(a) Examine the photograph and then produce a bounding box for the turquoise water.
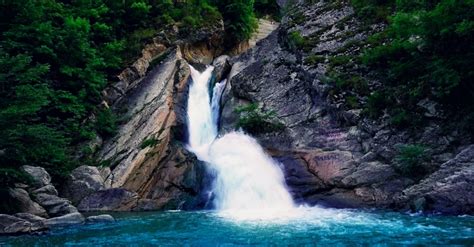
[1,207,473,246]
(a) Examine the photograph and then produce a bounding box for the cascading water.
[186,65,295,219]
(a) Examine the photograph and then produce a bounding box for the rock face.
[77,188,138,211]
[396,145,474,214]
[84,48,212,211]
[219,1,473,214]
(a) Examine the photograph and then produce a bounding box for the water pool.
[1,207,473,246]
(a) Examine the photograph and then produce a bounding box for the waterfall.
[186,65,295,219]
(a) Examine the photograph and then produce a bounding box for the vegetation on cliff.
[351,0,474,134]
[0,0,278,187]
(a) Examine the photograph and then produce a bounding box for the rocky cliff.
[58,1,473,215]
[219,0,473,214]
[60,21,232,212]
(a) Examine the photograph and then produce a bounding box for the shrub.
[395,144,429,178]
[95,108,117,138]
[287,31,307,50]
[235,103,284,135]
[304,54,325,65]
[140,137,160,149]
[364,90,392,117]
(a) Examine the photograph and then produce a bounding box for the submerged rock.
[86,214,115,223]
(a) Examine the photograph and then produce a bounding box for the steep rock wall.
[220,0,473,214]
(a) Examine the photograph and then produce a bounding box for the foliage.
[350,0,474,136]
[351,0,395,22]
[0,0,228,187]
[212,0,258,44]
[140,137,160,149]
[287,31,308,50]
[95,108,117,137]
[395,144,429,178]
[0,0,286,188]
[304,54,325,65]
[254,0,280,19]
[235,103,284,135]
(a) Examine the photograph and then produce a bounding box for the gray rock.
[9,188,48,217]
[341,162,396,187]
[397,145,474,214]
[212,55,231,82]
[0,214,47,235]
[32,184,58,196]
[34,193,78,217]
[78,188,139,212]
[21,165,51,187]
[63,165,105,205]
[44,212,85,227]
[14,213,46,223]
[86,214,115,223]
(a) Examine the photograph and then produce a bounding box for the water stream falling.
[186,65,295,219]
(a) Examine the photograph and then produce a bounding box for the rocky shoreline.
[1,166,115,235]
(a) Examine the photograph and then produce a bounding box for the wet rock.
[21,166,50,187]
[9,188,48,217]
[77,188,139,212]
[44,212,85,227]
[212,55,231,82]
[0,214,47,235]
[86,214,115,223]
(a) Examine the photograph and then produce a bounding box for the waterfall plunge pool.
[5,66,472,246]
[1,209,473,246]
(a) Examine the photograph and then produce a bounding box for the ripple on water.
[0,209,473,246]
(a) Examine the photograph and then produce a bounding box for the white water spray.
[186,65,295,220]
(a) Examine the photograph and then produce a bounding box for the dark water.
[1,208,473,246]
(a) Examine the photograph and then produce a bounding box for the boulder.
[44,212,85,227]
[397,145,474,214]
[9,188,48,217]
[0,214,47,235]
[341,162,396,187]
[14,213,46,223]
[21,165,51,187]
[32,185,58,196]
[212,55,231,82]
[86,214,115,223]
[78,188,138,212]
[63,165,105,205]
[34,193,78,217]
